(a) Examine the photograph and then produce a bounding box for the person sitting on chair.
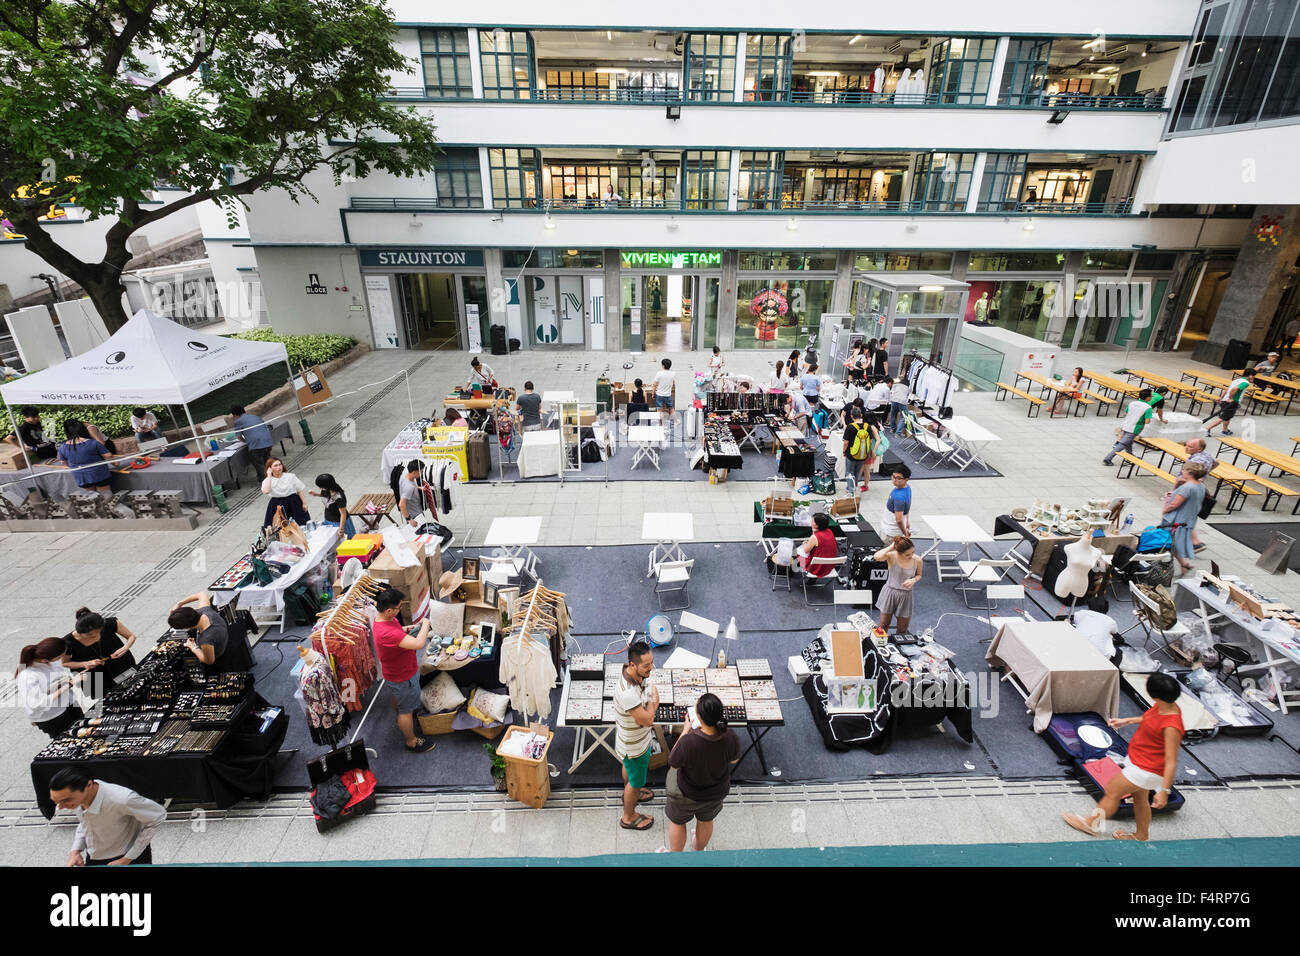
[796,512,838,576]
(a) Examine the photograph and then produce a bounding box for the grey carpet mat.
[1208,521,1300,573]
[253,541,1298,792]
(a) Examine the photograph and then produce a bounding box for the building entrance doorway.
[395,272,461,350]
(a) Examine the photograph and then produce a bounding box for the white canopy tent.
[1,309,296,501]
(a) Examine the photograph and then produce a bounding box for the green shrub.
[229,329,356,369]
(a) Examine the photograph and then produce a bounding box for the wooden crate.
[499,724,553,809]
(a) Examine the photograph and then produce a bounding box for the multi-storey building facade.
[240,1,1300,371]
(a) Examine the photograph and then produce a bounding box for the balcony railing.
[1003,91,1165,110]
[974,199,1135,214]
[384,86,1165,110]
[350,195,1137,215]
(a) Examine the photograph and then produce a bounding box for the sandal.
[637,787,655,803]
[619,813,654,831]
[1113,830,1147,841]
[1062,811,1102,836]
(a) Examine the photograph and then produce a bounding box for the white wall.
[252,248,371,341]
[339,209,1248,252]
[387,2,1197,36]
[1136,124,1300,205]
[243,166,349,244]
[395,102,1169,153]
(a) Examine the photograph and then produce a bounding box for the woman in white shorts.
[1063,672,1184,841]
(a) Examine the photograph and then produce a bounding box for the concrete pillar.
[604,248,622,351]
[1194,205,1300,364]
[718,249,739,350]
[832,250,855,313]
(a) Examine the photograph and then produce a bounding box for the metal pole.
[4,403,46,501]
[181,401,220,508]
[404,368,414,420]
[284,355,311,445]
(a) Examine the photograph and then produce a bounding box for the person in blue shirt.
[57,419,114,494]
[878,463,913,539]
[230,405,273,476]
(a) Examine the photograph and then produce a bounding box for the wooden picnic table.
[1123,368,1219,414]
[1013,369,1089,418]
[1081,370,1139,416]
[1180,368,1233,390]
[1136,436,1262,512]
[1216,437,1300,479]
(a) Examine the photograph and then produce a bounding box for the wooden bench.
[1246,389,1285,415]
[1289,435,1300,456]
[1114,452,1178,483]
[995,382,1045,417]
[1253,475,1300,513]
[1083,388,1118,412]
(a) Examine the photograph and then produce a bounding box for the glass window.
[737,152,783,210]
[488,148,539,208]
[738,250,838,271]
[977,153,1028,212]
[1081,251,1135,271]
[734,278,834,350]
[1000,39,1051,106]
[419,29,473,98]
[541,69,610,101]
[910,152,976,211]
[967,251,1066,271]
[854,251,954,271]
[434,149,483,208]
[683,151,730,209]
[480,30,532,100]
[685,34,736,102]
[927,37,998,105]
[744,34,791,101]
[503,249,603,269]
[963,279,1060,339]
[1136,251,1178,270]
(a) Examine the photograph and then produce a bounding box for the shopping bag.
[278,516,310,550]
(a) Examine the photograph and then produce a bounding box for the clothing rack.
[900,350,956,412]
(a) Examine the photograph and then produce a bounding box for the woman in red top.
[1064,672,1184,841]
[797,512,838,577]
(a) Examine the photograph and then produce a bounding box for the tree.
[0,0,439,332]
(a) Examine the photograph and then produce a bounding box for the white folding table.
[517,430,562,479]
[920,514,995,581]
[940,416,1001,471]
[541,390,576,407]
[483,516,543,570]
[628,424,666,470]
[643,511,694,577]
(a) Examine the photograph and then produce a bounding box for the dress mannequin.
[873,66,885,96]
[1055,535,1101,601]
[898,68,912,102]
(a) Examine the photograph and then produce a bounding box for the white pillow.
[420,672,467,715]
[425,599,465,639]
[467,687,510,725]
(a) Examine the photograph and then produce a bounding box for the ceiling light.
[666,218,679,231]
[606,31,613,41]
[1022,219,1036,232]
[1098,65,1119,73]
[544,215,556,230]
[849,35,863,45]
[807,71,841,77]
[919,284,944,292]
[786,218,799,231]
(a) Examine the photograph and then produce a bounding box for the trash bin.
[490,324,508,356]
[1221,338,1251,370]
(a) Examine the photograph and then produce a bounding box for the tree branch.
[102,0,160,76]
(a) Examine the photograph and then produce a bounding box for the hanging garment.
[311,620,378,712]
[299,657,350,746]
[499,633,558,720]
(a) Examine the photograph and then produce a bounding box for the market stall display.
[1042,712,1185,817]
[994,503,1137,576]
[30,636,285,818]
[517,429,563,479]
[986,619,1120,732]
[209,525,339,630]
[1175,573,1300,715]
[557,659,785,775]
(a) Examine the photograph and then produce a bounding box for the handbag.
[875,433,891,458]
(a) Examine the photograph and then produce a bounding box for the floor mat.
[1208,522,1300,573]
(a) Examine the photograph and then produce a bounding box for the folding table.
[483,516,543,569]
[986,619,1120,732]
[643,512,694,577]
[920,514,995,581]
[628,424,665,470]
[940,416,1000,471]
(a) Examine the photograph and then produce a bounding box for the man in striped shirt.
[614,641,658,832]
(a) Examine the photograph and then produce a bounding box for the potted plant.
[483,742,507,792]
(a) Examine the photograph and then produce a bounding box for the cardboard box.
[368,547,431,623]
[0,443,28,470]
[295,365,332,408]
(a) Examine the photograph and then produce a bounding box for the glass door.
[395,272,461,350]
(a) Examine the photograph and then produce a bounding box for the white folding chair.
[833,589,874,608]
[802,555,846,606]
[954,559,1016,608]
[653,559,694,611]
[986,583,1025,612]
[762,538,794,591]
[1128,582,1189,660]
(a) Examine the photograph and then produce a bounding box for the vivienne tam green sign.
[620,250,722,269]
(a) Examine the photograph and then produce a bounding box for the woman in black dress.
[63,608,138,695]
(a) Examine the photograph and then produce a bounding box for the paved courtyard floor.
[3,342,1299,864]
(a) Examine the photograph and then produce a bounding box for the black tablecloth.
[426,643,502,690]
[778,444,816,479]
[31,695,288,818]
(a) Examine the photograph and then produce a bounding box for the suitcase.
[1043,712,1185,817]
[307,740,377,833]
[467,431,491,479]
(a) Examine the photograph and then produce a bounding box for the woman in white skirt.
[872,537,921,635]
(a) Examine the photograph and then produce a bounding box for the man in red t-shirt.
[1063,672,1184,841]
[372,587,436,753]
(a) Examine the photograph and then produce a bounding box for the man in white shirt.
[653,358,676,434]
[887,379,911,432]
[866,378,892,413]
[787,391,813,434]
[613,641,658,832]
[1072,598,1120,661]
[1103,389,1153,465]
[49,768,166,865]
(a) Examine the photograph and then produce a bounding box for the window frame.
[418,28,474,98]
